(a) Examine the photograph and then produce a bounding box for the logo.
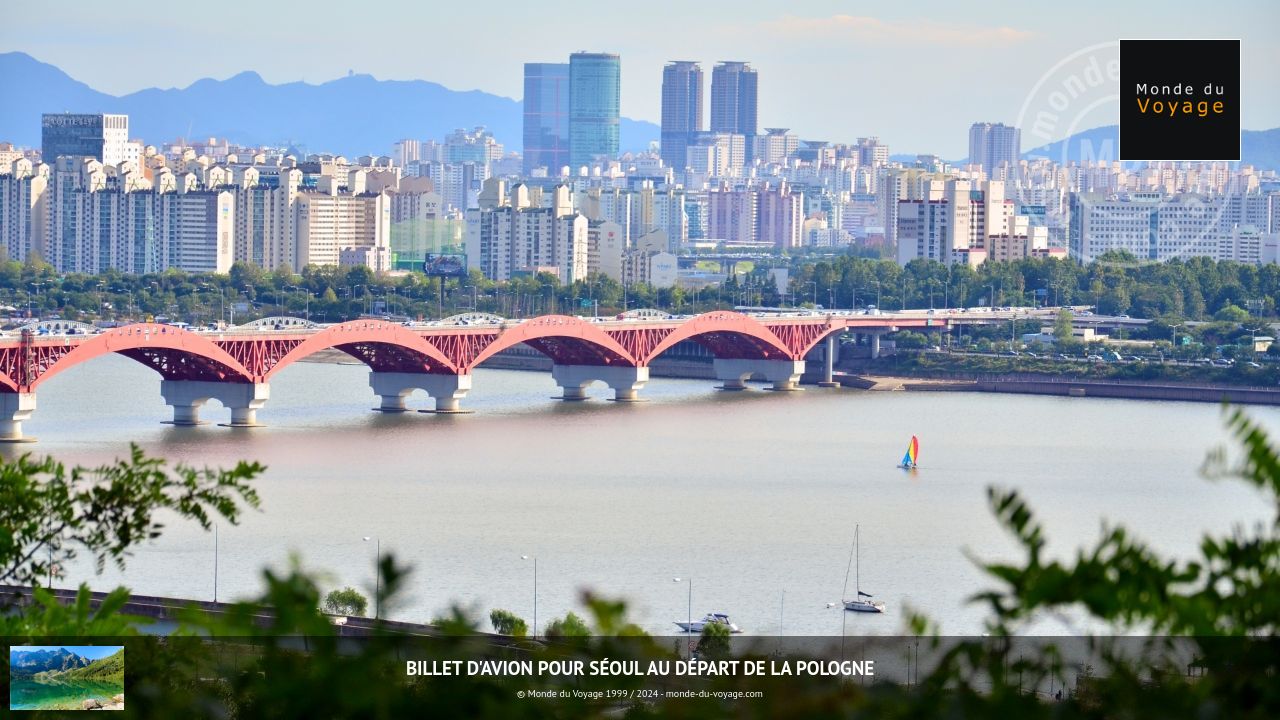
[1119,39,1240,161]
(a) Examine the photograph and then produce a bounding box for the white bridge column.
[870,332,883,359]
[369,372,473,413]
[0,392,37,442]
[160,380,270,427]
[818,335,840,387]
[551,364,649,402]
[714,358,806,392]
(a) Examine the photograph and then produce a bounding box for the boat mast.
[855,524,861,596]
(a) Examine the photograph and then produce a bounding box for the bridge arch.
[18,323,254,392]
[13,320,102,336]
[236,316,319,330]
[467,315,637,370]
[618,308,673,320]
[261,319,461,379]
[441,312,505,326]
[638,311,793,364]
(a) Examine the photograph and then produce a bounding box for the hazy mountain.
[9,647,92,678]
[1023,125,1280,171]
[0,52,659,156]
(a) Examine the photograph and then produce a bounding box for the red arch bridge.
[0,308,980,441]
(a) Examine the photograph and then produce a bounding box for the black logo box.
[1119,39,1240,161]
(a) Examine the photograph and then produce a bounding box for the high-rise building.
[465,180,587,283]
[1069,191,1271,263]
[0,159,50,263]
[41,113,130,165]
[523,63,571,175]
[709,62,758,165]
[444,127,503,166]
[968,123,1021,175]
[896,179,1056,266]
[754,128,800,166]
[294,188,391,271]
[660,61,703,172]
[392,139,421,168]
[568,52,621,169]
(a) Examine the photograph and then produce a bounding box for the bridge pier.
[551,364,649,401]
[0,392,37,442]
[369,372,472,413]
[160,380,270,427]
[870,332,882,359]
[714,358,805,391]
[818,335,840,387]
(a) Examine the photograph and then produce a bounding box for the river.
[6,354,1274,637]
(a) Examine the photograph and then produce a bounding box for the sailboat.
[842,524,886,614]
[899,435,919,469]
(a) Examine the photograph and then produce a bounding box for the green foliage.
[893,330,928,349]
[321,587,368,617]
[0,584,139,638]
[5,415,1280,717]
[1053,308,1074,341]
[697,621,731,658]
[12,254,1280,327]
[488,608,528,637]
[939,405,1280,715]
[57,648,125,681]
[878,351,1280,387]
[1214,303,1250,323]
[0,445,263,589]
[544,611,590,638]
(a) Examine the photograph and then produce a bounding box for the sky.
[11,645,122,661]
[3,0,1277,157]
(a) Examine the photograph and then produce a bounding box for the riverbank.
[297,347,1280,405]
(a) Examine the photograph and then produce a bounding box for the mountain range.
[0,52,659,157]
[2,52,1275,170]
[9,647,92,678]
[1024,125,1280,170]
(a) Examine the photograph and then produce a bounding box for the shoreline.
[299,349,1280,406]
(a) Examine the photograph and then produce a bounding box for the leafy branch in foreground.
[974,405,1279,636]
[0,443,263,590]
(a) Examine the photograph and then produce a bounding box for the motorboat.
[674,613,743,634]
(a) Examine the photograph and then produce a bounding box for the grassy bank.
[866,352,1280,388]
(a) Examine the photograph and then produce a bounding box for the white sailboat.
[842,524,885,614]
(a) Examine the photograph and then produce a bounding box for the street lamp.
[363,536,381,619]
[673,577,692,656]
[521,555,537,639]
[213,523,219,603]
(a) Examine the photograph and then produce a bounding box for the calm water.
[8,354,1275,637]
[9,678,123,711]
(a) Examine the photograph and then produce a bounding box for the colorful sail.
[901,435,919,467]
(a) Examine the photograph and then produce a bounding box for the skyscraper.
[523,63,570,175]
[968,123,1021,175]
[41,113,130,165]
[660,61,703,172]
[568,52,621,169]
[710,62,758,164]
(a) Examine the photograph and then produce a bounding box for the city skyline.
[3,1,1278,158]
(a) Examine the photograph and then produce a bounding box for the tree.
[544,611,590,638]
[1053,308,1074,342]
[321,587,368,617]
[697,620,731,658]
[0,445,262,589]
[1213,303,1249,323]
[488,608,528,637]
